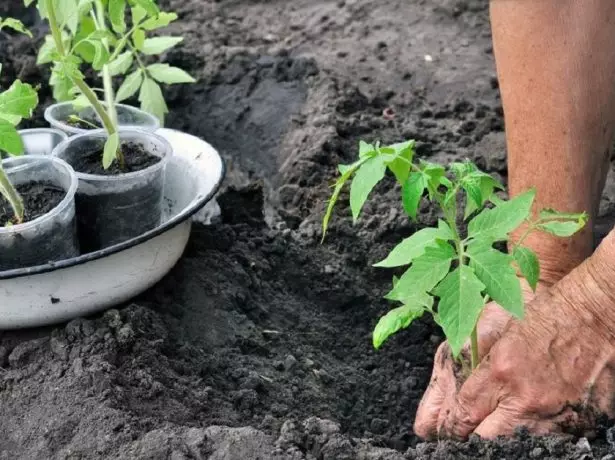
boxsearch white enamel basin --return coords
[0,128,225,329]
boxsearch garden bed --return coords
[1,0,615,458]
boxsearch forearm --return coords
[491,0,615,282]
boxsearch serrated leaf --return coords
[420,161,446,197]
[537,220,585,237]
[90,39,110,71]
[322,158,367,240]
[467,243,523,318]
[131,5,147,24]
[107,51,134,77]
[139,77,168,123]
[0,81,38,120]
[109,0,127,33]
[349,156,386,222]
[513,246,539,292]
[0,120,24,155]
[450,161,477,180]
[374,227,444,268]
[373,295,432,349]
[141,12,178,30]
[147,63,196,84]
[433,265,486,357]
[116,69,143,102]
[141,36,183,55]
[462,175,482,208]
[386,140,415,184]
[0,17,32,37]
[102,132,120,169]
[468,189,535,242]
[401,171,426,219]
[56,0,79,35]
[464,173,503,219]
[385,241,455,303]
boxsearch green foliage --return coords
[0,20,38,223]
[322,139,588,365]
[29,0,196,129]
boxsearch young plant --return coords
[322,140,587,369]
[29,0,195,167]
[0,18,38,224]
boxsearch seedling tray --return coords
[0,129,224,329]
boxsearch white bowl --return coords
[0,128,225,329]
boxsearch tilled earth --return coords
[2,0,615,459]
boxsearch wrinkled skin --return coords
[414,233,615,439]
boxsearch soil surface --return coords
[71,142,161,176]
[0,181,65,225]
[2,0,615,459]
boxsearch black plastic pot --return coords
[52,129,171,253]
[0,156,79,270]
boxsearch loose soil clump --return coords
[2,0,615,459]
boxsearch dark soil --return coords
[0,181,64,225]
[71,141,161,176]
[2,0,615,459]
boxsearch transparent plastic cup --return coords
[44,102,160,136]
[52,128,171,252]
[19,128,68,156]
[0,155,79,271]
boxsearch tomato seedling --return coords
[29,0,195,168]
[0,18,38,224]
[323,140,587,369]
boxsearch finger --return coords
[473,405,579,439]
[414,344,455,439]
[438,355,504,440]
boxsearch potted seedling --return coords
[0,18,79,270]
[323,140,587,371]
[37,0,195,134]
[30,0,181,252]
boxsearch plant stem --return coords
[0,167,23,224]
[93,0,118,128]
[470,325,479,370]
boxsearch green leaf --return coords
[0,81,38,123]
[109,0,127,33]
[462,175,482,208]
[349,156,386,222]
[132,28,145,50]
[513,246,540,292]
[420,161,446,197]
[131,0,159,16]
[385,241,455,303]
[141,12,178,30]
[147,63,196,84]
[359,140,375,158]
[467,243,523,318]
[78,0,94,16]
[373,295,432,349]
[115,69,143,102]
[141,36,183,55]
[539,208,588,221]
[56,0,79,35]
[468,189,535,242]
[322,159,366,240]
[374,227,443,268]
[437,219,455,241]
[450,161,477,180]
[0,17,32,37]
[37,35,57,64]
[385,140,415,184]
[131,5,147,24]
[401,172,426,219]
[90,39,110,71]
[139,77,168,123]
[537,220,586,237]
[107,51,134,77]
[464,173,504,219]
[102,132,120,169]
[433,265,486,357]
[0,120,24,155]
